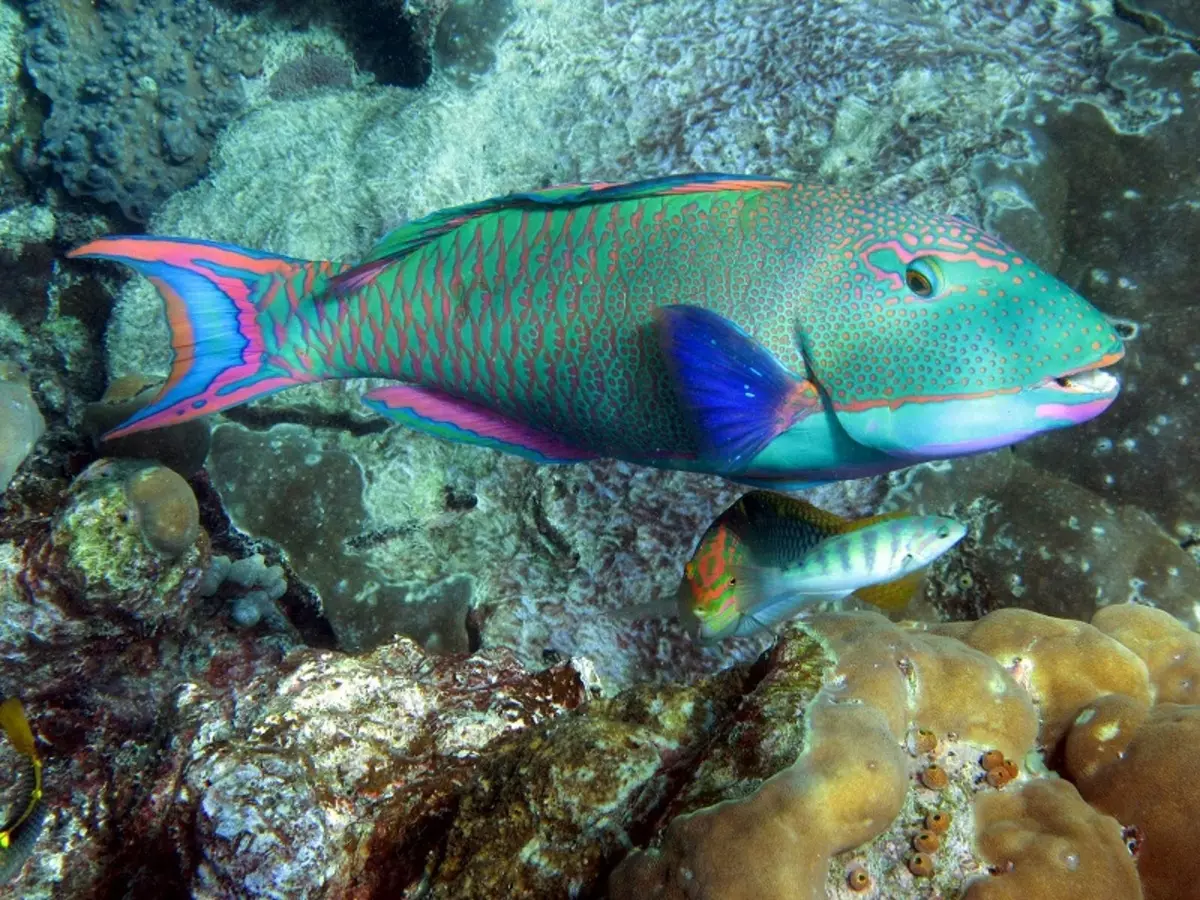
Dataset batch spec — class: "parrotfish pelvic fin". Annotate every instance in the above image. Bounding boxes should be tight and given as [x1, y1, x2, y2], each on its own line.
[655, 305, 820, 473]
[331, 174, 795, 299]
[363, 384, 598, 464]
[67, 236, 330, 440]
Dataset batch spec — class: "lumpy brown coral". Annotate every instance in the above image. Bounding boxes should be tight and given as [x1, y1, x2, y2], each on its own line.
[964, 779, 1141, 899]
[608, 603, 1198, 900]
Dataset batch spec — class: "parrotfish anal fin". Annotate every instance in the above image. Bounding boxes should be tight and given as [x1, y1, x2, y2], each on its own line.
[363, 384, 598, 464]
[329, 174, 795, 297]
[655, 305, 820, 472]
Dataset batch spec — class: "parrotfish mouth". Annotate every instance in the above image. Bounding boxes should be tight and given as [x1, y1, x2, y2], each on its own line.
[1045, 351, 1124, 397]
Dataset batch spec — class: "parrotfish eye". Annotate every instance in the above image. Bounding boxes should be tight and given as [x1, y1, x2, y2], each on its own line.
[728, 577, 737, 586]
[904, 257, 940, 297]
[936, 525, 950, 539]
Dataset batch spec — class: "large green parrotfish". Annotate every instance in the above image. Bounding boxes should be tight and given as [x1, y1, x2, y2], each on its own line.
[69, 175, 1124, 488]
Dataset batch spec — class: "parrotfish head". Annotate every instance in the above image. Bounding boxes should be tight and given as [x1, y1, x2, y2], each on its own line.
[675, 521, 746, 644]
[796, 202, 1125, 460]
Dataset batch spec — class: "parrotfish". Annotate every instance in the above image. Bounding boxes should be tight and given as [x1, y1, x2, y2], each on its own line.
[677, 490, 966, 643]
[0, 698, 46, 883]
[69, 175, 1124, 488]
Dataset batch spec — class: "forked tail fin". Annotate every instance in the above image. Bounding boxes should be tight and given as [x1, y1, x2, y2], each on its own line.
[69, 235, 333, 439]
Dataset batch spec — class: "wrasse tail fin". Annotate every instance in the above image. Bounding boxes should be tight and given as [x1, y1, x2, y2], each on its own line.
[655, 305, 820, 472]
[69, 236, 328, 439]
[363, 384, 598, 464]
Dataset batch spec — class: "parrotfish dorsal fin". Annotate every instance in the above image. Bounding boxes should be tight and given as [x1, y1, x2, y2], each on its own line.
[655, 306, 820, 472]
[330, 174, 794, 297]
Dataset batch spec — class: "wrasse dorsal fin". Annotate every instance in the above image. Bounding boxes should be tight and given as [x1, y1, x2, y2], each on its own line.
[730, 490, 845, 567]
[331, 174, 795, 297]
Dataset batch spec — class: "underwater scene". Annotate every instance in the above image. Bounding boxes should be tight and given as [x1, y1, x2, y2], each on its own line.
[0, 0, 1198, 897]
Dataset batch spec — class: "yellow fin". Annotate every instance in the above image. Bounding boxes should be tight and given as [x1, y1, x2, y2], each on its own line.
[855, 569, 924, 613]
[0, 698, 36, 759]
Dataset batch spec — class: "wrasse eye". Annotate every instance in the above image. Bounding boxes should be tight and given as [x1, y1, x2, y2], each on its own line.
[904, 257, 940, 298]
[729, 577, 737, 586]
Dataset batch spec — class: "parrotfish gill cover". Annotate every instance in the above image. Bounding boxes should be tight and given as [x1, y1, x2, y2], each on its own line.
[68, 174, 1124, 489]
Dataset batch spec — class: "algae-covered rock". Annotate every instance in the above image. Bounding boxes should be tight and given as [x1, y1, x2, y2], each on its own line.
[0, 361, 44, 493]
[50, 458, 206, 631]
[888, 453, 1200, 627]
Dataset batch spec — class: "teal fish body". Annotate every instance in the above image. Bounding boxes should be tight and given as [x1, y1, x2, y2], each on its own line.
[69, 175, 1124, 486]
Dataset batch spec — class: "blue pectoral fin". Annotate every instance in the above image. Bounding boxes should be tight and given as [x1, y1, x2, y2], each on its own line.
[655, 305, 820, 472]
[363, 384, 598, 464]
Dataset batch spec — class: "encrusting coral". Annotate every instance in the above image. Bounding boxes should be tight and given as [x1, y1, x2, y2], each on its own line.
[609, 603, 1197, 900]
[964, 778, 1142, 899]
[932, 608, 1154, 748]
[609, 611, 1039, 900]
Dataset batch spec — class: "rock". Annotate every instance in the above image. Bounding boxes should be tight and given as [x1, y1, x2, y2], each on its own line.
[887, 453, 1200, 627]
[974, 39, 1200, 538]
[48, 458, 207, 630]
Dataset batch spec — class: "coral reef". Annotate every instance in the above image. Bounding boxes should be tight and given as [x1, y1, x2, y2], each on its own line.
[266, 49, 354, 100]
[964, 779, 1141, 900]
[608, 611, 1040, 900]
[1066, 702, 1199, 900]
[22, 0, 263, 222]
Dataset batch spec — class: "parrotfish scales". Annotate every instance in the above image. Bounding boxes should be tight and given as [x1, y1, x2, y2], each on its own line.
[69, 174, 1124, 487]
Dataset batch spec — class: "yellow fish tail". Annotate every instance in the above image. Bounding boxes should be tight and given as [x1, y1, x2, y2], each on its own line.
[0, 700, 36, 761]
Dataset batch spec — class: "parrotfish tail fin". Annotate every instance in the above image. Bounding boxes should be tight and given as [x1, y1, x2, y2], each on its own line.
[855, 570, 924, 614]
[68, 236, 331, 440]
[655, 305, 820, 472]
